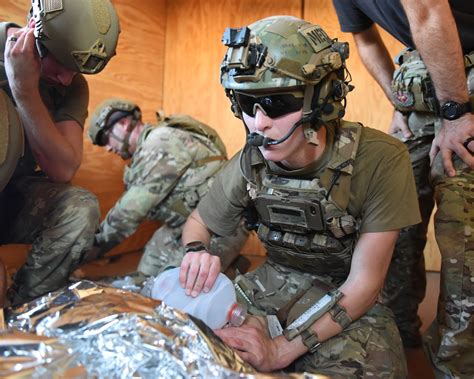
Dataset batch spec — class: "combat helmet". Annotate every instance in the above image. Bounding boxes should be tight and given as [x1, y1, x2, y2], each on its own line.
[31, 0, 120, 74]
[88, 98, 141, 158]
[0, 89, 24, 192]
[220, 16, 352, 136]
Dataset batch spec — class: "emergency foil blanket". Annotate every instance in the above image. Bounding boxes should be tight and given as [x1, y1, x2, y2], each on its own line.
[1, 280, 329, 378]
[1, 280, 254, 378]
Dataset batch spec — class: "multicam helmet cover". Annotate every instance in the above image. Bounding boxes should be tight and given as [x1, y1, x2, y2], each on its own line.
[88, 98, 141, 147]
[220, 16, 352, 124]
[31, 0, 120, 74]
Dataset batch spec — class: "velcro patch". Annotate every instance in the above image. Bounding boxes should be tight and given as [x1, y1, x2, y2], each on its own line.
[44, 0, 63, 13]
[299, 24, 331, 53]
[92, 0, 111, 35]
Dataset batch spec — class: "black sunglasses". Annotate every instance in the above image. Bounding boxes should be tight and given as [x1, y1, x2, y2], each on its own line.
[235, 92, 304, 118]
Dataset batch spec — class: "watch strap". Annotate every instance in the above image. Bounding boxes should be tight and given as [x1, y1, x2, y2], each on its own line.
[441, 101, 472, 120]
[459, 102, 472, 114]
[184, 241, 208, 253]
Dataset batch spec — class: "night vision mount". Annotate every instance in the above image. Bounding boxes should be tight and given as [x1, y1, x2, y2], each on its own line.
[221, 27, 268, 78]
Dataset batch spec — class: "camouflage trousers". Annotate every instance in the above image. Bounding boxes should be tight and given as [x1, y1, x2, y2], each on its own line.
[387, 111, 474, 377]
[0, 175, 100, 304]
[425, 161, 474, 378]
[137, 221, 249, 276]
[235, 260, 407, 378]
[380, 112, 435, 347]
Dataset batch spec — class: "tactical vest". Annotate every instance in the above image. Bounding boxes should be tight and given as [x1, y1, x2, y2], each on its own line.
[391, 48, 474, 114]
[243, 122, 362, 280]
[125, 115, 227, 227]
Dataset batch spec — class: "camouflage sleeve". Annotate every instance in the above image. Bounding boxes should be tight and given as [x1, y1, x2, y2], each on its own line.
[95, 128, 193, 252]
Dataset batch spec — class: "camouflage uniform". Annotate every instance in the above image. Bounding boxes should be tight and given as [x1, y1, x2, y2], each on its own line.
[204, 15, 422, 376]
[387, 50, 474, 378]
[0, 22, 101, 304]
[199, 121, 419, 378]
[95, 121, 248, 275]
[333, 2, 474, 374]
[391, 112, 474, 378]
[425, 157, 474, 379]
[403, 120, 474, 378]
[236, 261, 407, 378]
[380, 111, 435, 348]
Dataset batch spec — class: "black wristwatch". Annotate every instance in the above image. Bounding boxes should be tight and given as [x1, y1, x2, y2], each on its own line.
[440, 101, 472, 121]
[184, 241, 208, 253]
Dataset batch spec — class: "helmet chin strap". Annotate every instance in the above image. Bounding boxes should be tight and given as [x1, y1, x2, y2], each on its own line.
[301, 84, 319, 145]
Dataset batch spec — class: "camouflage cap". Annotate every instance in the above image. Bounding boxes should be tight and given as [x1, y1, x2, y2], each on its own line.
[0, 89, 24, 191]
[88, 98, 141, 146]
[31, 0, 120, 74]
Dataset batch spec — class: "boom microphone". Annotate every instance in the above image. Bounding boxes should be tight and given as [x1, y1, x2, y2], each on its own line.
[246, 116, 310, 147]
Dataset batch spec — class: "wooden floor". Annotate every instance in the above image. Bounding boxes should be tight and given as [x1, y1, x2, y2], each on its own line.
[4, 248, 440, 378]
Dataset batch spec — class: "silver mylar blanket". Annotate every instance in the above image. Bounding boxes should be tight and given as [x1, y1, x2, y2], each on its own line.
[1, 280, 328, 379]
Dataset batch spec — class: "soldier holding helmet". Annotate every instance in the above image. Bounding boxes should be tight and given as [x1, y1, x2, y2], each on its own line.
[0, 0, 120, 304]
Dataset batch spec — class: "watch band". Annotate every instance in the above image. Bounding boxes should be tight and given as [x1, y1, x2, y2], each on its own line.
[440, 100, 472, 120]
[329, 303, 353, 329]
[300, 329, 321, 354]
[184, 241, 208, 253]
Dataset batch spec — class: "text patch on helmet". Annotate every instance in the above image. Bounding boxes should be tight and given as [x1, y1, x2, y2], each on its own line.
[43, 0, 63, 13]
[299, 24, 331, 53]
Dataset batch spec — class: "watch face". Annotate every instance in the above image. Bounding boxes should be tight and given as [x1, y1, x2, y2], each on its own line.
[443, 102, 460, 120]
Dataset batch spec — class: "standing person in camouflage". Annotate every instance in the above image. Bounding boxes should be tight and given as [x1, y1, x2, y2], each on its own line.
[178, 16, 421, 377]
[0, 0, 120, 305]
[88, 99, 248, 275]
[333, 1, 474, 376]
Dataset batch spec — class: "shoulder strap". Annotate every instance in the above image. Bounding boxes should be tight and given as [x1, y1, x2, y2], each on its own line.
[159, 114, 228, 158]
[320, 121, 362, 210]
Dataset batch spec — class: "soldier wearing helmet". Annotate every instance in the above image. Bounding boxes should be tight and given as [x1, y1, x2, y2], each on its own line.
[87, 98, 248, 276]
[178, 16, 421, 376]
[0, 0, 120, 305]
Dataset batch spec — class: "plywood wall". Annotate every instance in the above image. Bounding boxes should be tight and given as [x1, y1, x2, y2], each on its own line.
[0, 0, 440, 271]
